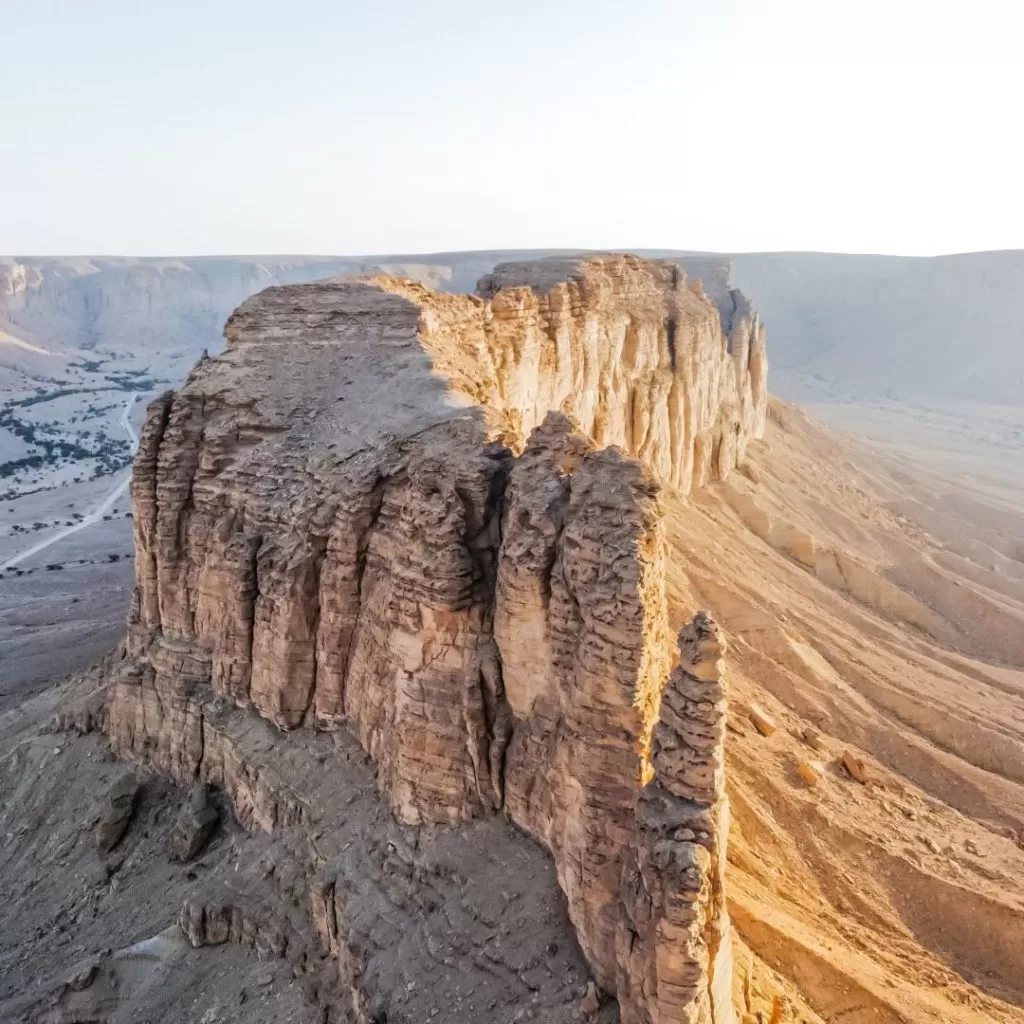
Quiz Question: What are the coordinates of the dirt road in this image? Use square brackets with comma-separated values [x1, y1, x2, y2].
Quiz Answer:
[0, 395, 140, 571]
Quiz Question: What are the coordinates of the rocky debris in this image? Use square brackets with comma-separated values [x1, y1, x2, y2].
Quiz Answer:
[840, 750, 869, 785]
[3, 687, 620, 1024]
[168, 785, 220, 862]
[749, 704, 777, 737]
[795, 760, 823, 786]
[65, 952, 105, 991]
[95, 772, 139, 854]
[799, 726, 824, 751]
[616, 613, 735, 1024]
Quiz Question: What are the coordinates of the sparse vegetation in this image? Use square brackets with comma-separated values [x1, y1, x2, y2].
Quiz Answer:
[105, 369, 162, 391]
[0, 395, 132, 485]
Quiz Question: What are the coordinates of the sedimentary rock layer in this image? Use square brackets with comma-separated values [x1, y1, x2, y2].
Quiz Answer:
[100, 254, 758, 1020]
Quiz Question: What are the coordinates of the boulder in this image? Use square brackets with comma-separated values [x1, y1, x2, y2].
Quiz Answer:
[840, 750, 869, 785]
[796, 759, 823, 786]
[749, 704, 777, 737]
[168, 785, 220, 863]
[800, 726, 825, 750]
[65, 952, 105, 991]
[95, 773, 139, 854]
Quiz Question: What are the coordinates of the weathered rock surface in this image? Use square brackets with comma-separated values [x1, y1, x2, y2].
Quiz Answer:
[119, 253, 762, 815]
[91, 255, 760, 1020]
[497, 413, 671, 986]
[616, 613, 735, 1024]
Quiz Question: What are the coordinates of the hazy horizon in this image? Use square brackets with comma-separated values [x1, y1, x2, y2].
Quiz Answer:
[6, 0, 1024, 256]
[6, 246, 1024, 261]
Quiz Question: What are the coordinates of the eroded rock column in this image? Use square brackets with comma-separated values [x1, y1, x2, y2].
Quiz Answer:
[616, 612, 735, 1024]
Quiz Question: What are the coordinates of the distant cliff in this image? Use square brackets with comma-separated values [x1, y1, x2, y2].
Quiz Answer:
[6, 247, 1020, 402]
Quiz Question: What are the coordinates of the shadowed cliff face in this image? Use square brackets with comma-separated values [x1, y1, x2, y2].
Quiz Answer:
[92, 254, 765, 1022]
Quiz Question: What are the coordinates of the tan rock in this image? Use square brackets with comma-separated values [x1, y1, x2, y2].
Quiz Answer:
[499, 420, 670, 982]
[616, 613, 736, 1024]
[120, 255, 764, 826]
[95, 772, 139, 854]
[167, 785, 219, 863]
[580, 981, 601, 1015]
[65, 953, 104, 992]
[749, 704, 777, 737]
[796, 759, 823, 786]
[800, 726, 825, 751]
[841, 750, 870, 784]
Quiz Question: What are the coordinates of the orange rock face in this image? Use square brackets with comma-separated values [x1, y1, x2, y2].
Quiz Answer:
[103, 254, 761, 1020]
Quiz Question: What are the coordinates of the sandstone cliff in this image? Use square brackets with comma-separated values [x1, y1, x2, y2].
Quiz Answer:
[95, 254, 762, 1020]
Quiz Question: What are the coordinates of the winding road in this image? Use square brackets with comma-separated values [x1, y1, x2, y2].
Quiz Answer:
[1, 395, 141, 571]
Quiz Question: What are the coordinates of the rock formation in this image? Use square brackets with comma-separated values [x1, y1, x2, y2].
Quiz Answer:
[616, 613, 734, 1024]
[93, 254, 761, 1021]
[94, 772, 140, 854]
[496, 413, 671, 985]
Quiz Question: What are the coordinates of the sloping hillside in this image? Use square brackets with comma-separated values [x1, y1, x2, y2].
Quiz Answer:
[666, 398, 1024, 1023]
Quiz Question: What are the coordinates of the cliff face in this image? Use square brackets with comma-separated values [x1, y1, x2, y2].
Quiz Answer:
[103, 254, 761, 1021]
[496, 414, 671, 986]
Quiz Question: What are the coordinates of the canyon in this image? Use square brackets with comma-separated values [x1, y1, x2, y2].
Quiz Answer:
[2, 252, 1024, 1024]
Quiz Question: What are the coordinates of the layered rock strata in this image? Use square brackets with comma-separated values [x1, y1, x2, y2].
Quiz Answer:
[474, 257, 766, 486]
[98, 254, 758, 1020]
[496, 413, 671, 985]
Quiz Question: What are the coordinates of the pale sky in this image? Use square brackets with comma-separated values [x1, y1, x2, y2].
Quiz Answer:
[4, 0, 1022, 257]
